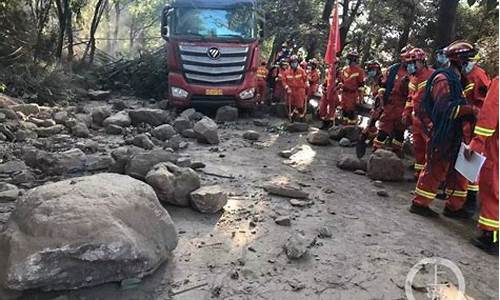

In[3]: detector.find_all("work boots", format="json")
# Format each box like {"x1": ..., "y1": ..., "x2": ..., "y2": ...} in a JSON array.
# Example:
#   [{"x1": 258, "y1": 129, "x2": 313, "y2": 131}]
[
  {"x1": 442, "y1": 206, "x2": 472, "y2": 219},
  {"x1": 463, "y1": 191, "x2": 478, "y2": 217},
  {"x1": 320, "y1": 120, "x2": 333, "y2": 130},
  {"x1": 410, "y1": 203, "x2": 439, "y2": 218},
  {"x1": 472, "y1": 230, "x2": 499, "y2": 256}
]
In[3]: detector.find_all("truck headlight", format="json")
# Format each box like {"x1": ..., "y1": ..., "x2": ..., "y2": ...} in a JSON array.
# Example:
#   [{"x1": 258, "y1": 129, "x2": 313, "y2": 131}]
[
  {"x1": 239, "y1": 88, "x2": 255, "y2": 100},
  {"x1": 171, "y1": 87, "x2": 189, "y2": 99}
]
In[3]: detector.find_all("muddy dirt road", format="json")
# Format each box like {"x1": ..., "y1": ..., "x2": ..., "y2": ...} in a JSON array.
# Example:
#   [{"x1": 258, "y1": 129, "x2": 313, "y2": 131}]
[{"x1": 16, "y1": 113, "x2": 498, "y2": 300}]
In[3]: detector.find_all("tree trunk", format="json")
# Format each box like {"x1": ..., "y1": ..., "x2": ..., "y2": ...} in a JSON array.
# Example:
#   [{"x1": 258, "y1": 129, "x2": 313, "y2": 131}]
[
  {"x1": 112, "y1": 2, "x2": 121, "y2": 55},
  {"x1": 396, "y1": 3, "x2": 416, "y2": 57},
  {"x1": 64, "y1": 0, "x2": 73, "y2": 67},
  {"x1": 83, "y1": 0, "x2": 108, "y2": 64},
  {"x1": 129, "y1": 15, "x2": 136, "y2": 51},
  {"x1": 33, "y1": 0, "x2": 52, "y2": 63},
  {"x1": 435, "y1": 0, "x2": 459, "y2": 48},
  {"x1": 54, "y1": 0, "x2": 66, "y2": 61}
]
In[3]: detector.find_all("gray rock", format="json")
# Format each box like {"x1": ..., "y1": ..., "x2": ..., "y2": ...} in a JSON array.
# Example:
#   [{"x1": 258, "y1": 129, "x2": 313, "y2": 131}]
[
  {"x1": 75, "y1": 113, "x2": 93, "y2": 127},
  {"x1": 0, "y1": 109, "x2": 18, "y2": 120},
  {"x1": 180, "y1": 108, "x2": 197, "y2": 120},
  {"x1": 85, "y1": 155, "x2": 115, "y2": 172},
  {"x1": 0, "y1": 183, "x2": 19, "y2": 202},
  {"x1": 29, "y1": 149, "x2": 86, "y2": 176},
  {"x1": 264, "y1": 183, "x2": 309, "y2": 199},
  {"x1": 71, "y1": 123, "x2": 90, "y2": 138},
  {"x1": 279, "y1": 150, "x2": 294, "y2": 159},
  {"x1": 243, "y1": 130, "x2": 260, "y2": 141},
  {"x1": 336, "y1": 155, "x2": 367, "y2": 171},
  {"x1": 165, "y1": 134, "x2": 185, "y2": 151},
  {"x1": 133, "y1": 134, "x2": 155, "y2": 150},
  {"x1": 275, "y1": 216, "x2": 291, "y2": 226},
  {"x1": 318, "y1": 226, "x2": 333, "y2": 238},
  {"x1": 88, "y1": 89, "x2": 111, "y2": 100},
  {"x1": 146, "y1": 162, "x2": 200, "y2": 207},
  {"x1": 105, "y1": 124, "x2": 123, "y2": 135},
  {"x1": 103, "y1": 111, "x2": 131, "y2": 128},
  {"x1": 190, "y1": 185, "x2": 227, "y2": 214},
  {"x1": 52, "y1": 111, "x2": 69, "y2": 124},
  {"x1": 287, "y1": 122, "x2": 309, "y2": 133},
  {"x1": 339, "y1": 137, "x2": 351, "y2": 147},
  {"x1": 253, "y1": 119, "x2": 269, "y2": 127},
  {"x1": 29, "y1": 117, "x2": 55, "y2": 128},
  {"x1": 307, "y1": 131, "x2": 331, "y2": 146},
  {"x1": 215, "y1": 106, "x2": 238, "y2": 122},
  {"x1": 152, "y1": 124, "x2": 176, "y2": 141},
  {"x1": 0, "y1": 160, "x2": 34, "y2": 185},
  {"x1": 0, "y1": 173, "x2": 177, "y2": 291},
  {"x1": 35, "y1": 125, "x2": 65, "y2": 137},
  {"x1": 367, "y1": 149, "x2": 405, "y2": 182},
  {"x1": 10, "y1": 104, "x2": 40, "y2": 116},
  {"x1": 125, "y1": 149, "x2": 178, "y2": 180},
  {"x1": 15, "y1": 129, "x2": 37, "y2": 142},
  {"x1": 284, "y1": 232, "x2": 308, "y2": 259},
  {"x1": 0, "y1": 113, "x2": 5, "y2": 123},
  {"x1": 176, "y1": 157, "x2": 192, "y2": 168},
  {"x1": 75, "y1": 140, "x2": 99, "y2": 154},
  {"x1": 129, "y1": 109, "x2": 170, "y2": 126},
  {"x1": 110, "y1": 146, "x2": 142, "y2": 174},
  {"x1": 377, "y1": 190, "x2": 389, "y2": 197},
  {"x1": 328, "y1": 125, "x2": 362, "y2": 142},
  {"x1": 173, "y1": 117, "x2": 193, "y2": 133},
  {"x1": 181, "y1": 129, "x2": 197, "y2": 139},
  {"x1": 194, "y1": 117, "x2": 219, "y2": 145},
  {"x1": 354, "y1": 169, "x2": 366, "y2": 176},
  {"x1": 91, "y1": 106, "x2": 112, "y2": 126},
  {"x1": 289, "y1": 199, "x2": 308, "y2": 207}
]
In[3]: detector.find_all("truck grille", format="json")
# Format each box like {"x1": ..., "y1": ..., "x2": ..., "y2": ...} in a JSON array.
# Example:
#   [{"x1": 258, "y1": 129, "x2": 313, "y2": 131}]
[{"x1": 179, "y1": 44, "x2": 249, "y2": 85}]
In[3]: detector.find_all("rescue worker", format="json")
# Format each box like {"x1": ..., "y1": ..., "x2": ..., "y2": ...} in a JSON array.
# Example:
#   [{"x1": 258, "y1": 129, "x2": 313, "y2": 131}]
[
  {"x1": 372, "y1": 47, "x2": 411, "y2": 156},
  {"x1": 307, "y1": 59, "x2": 321, "y2": 100},
  {"x1": 275, "y1": 42, "x2": 291, "y2": 63},
  {"x1": 319, "y1": 62, "x2": 341, "y2": 129},
  {"x1": 402, "y1": 48, "x2": 435, "y2": 176},
  {"x1": 465, "y1": 76, "x2": 499, "y2": 255},
  {"x1": 340, "y1": 51, "x2": 365, "y2": 125},
  {"x1": 273, "y1": 59, "x2": 289, "y2": 103},
  {"x1": 410, "y1": 41, "x2": 480, "y2": 217},
  {"x1": 363, "y1": 60, "x2": 384, "y2": 140},
  {"x1": 283, "y1": 55, "x2": 309, "y2": 121},
  {"x1": 460, "y1": 53, "x2": 491, "y2": 217},
  {"x1": 256, "y1": 60, "x2": 269, "y2": 105}
]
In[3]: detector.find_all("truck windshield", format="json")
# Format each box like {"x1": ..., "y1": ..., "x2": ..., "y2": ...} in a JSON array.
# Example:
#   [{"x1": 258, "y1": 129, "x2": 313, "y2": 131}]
[{"x1": 172, "y1": 5, "x2": 256, "y2": 40}]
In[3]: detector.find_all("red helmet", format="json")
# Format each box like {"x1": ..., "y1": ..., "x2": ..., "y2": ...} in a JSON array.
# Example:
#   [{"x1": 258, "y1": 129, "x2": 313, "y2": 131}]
[
  {"x1": 365, "y1": 60, "x2": 381, "y2": 70},
  {"x1": 400, "y1": 44, "x2": 414, "y2": 61},
  {"x1": 407, "y1": 48, "x2": 427, "y2": 61},
  {"x1": 445, "y1": 40, "x2": 477, "y2": 62},
  {"x1": 347, "y1": 51, "x2": 360, "y2": 58}
]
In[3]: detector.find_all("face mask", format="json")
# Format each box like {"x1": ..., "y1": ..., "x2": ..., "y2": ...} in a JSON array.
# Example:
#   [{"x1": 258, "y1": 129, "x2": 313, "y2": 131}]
[
  {"x1": 437, "y1": 54, "x2": 449, "y2": 65},
  {"x1": 407, "y1": 63, "x2": 417, "y2": 75},
  {"x1": 464, "y1": 61, "x2": 475, "y2": 74},
  {"x1": 291, "y1": 62, "x2": 298, "y2": 69},
  {"x1": 368, "y1": 70, "x2": 377, "y2": 78}
]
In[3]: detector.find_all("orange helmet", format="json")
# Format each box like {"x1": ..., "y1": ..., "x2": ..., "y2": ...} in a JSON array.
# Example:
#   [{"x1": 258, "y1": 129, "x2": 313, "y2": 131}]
[
  {"x1": 407, "y1": 48, "x2": 427, "y2": 61},
  {"x1": 365, "y1": 60, "x2": 381, "y2": 70},
  {"x1": 445, "y1": 40, "x2": 477, "y2": 62},
  {"x1": 400, "y1": 44, "x2": 414, "y2": 61}
]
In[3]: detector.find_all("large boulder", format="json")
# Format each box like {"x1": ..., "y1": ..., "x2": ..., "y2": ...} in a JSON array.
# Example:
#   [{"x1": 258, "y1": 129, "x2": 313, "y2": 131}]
[
  {"x1": 0, "y1": 160, "x2": 34, "y2": 185},
  {"x1": 125, "y1": 149, "x2": 178, "y2": 180},
  {"x1": 129, "y1": 109, "x2": 170, "y2": 126},
  {"x1": 152, "y1": 124, "x2": 176, "y2": 141},
  {"x1": 328, "y1": 125, "x2": 362, "y2": 142},
  {"x1": 70, "y1": 123, "x2": 90, "y2": 138},
  {"x1": 215, "y1": 106, "x2": 238, "y2": 123},
  {"x1": 0, "y1": 173, "x2": 178, "y2": 291},
  {"x1": 367, "y1": 149, "x2": 405, "y2": 181},
  {"x1": 336, "y1": 154, "x2": 367, "y2": 171},
  {"x1": 110, "y1": 146, "x2": 143, "y2": 174},
  {"x1": 173, "y1": 117, "x2": 193, "y2": 133},
  {"x1": 287, "y1": 122, "x2": 309, "y2": 133},
  {"x1": 193, "y1": 117, "x2": 219, "y2": 145},
  {"x1": 91, "y1": 106, "x2": 112, "y2": 127},
  {"x1": 103, "y1": 111, "x2": 131, "y2": 128},
  {"x1": 307, "y1": 131, "x2": 331, "y2": 146},
  {"x1": 145, "y1": 162, "x2": 200, "y2": 207},
  {"x1": 132, "y1": 134, "x2": 155, "y2": 150},
  {"x1": 190, "y1": 185, "x2": 228, "y2": 214},
  {"x1": 0, "y1": 183, "x2": 19, "y2": 202},
  {"x1": 26, "y1": 149, "x2": 87, "y2": 176}
]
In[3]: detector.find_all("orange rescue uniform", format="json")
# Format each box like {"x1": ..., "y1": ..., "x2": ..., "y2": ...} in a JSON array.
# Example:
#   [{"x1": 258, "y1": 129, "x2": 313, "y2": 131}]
[
  {"x1": 307, "y1": 69, "x2": 321, "y2": 99},
  {"x1": 256, "y1": 66, "x2": 269, "y2": 104},
  {"x1": 283, "y1": 67, "x2": 308, "y2": 114},
  {"x1": 469, "y1": 76, "x2": 499, "y2": 233},
  {"x1": 340, "y1": 65, "x2": 365, "y2": 123}
]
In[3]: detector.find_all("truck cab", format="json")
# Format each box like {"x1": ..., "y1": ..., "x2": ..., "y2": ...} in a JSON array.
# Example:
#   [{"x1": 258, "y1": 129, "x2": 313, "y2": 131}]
[{"x1": 161, "y1": 0, "x2": 263, "y2": 109}]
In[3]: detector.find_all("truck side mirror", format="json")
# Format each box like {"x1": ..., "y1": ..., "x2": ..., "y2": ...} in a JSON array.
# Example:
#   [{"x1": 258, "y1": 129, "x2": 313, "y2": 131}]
[{"x1": 161, "y1": 6, "x2": 172, "y2": 41}]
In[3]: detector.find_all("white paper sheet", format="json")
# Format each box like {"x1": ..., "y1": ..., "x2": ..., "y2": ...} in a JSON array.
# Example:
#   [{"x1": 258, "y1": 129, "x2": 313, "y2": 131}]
[{"x1": 455, "y1": 143, "x2": 487, "y2": 183}]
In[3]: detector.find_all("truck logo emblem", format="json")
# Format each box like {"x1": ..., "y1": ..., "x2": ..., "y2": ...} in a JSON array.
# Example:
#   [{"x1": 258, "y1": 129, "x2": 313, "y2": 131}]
[{"x1": 207, "y1": 47, "x2": 221, "y2": 60}]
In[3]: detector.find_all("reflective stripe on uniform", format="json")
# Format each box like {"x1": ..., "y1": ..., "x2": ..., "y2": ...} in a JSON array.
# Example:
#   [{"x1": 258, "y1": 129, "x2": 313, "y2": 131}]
[
  {"x1": 479, "y1": 216, "x2": 499, "y2": 229},
  {"x1": 409, "y1": 83, "x2": 417, "y2": 92},
  {"x1": 414, "y1": 163, "x2": 425, "y2": 171},
  {"x1": 378, "y1": 88, "x2": 386, "y2": 93},
  {"x1": 464, "y1": 83, "x2": 475, "y2": 93},
  {"x1": 418, "y1": 80, "x2": 427, "y2": 90},
  {"x1": 474, "y1": 126, "x2": 495, "y2": 137},
  {"x1": 495, "y1": 231, "x2": 499, "y2": 243},
  {"x1": 405, "y1": 101, "x2": 413, "y2": 108},
  {"x1": 392, "y1": 139, "x2": 403, "y2": 146},
  {"x1": 349, "y1": 73, "x2": 360, "y2": 78},
  {"x1": 451, "y1": 105, "x2": 461, "y2": 119},
  {"x1": 415, "y1": 187, "x2": 437, "y2": 200},
  {"x1": 445, "y1": 189, "x2": 468, "y2": 198},
  {"x1": 467, "y1": 184, "x2": 480, "y2": 192}
]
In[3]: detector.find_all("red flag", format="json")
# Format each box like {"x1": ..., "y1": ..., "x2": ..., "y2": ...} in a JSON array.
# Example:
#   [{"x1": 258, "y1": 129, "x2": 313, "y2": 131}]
[
  {"x1": 324, "y1": 0, "x2": 341, "y2": 119},
  {"x1": 324, "y1": 0, "x2": 341, "y2": 65}
]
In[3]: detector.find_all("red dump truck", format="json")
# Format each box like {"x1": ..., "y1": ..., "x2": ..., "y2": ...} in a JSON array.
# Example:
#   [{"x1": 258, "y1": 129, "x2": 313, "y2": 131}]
[{"x1": 161, "y1": 0, "x2": 263, "y2": 109}]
